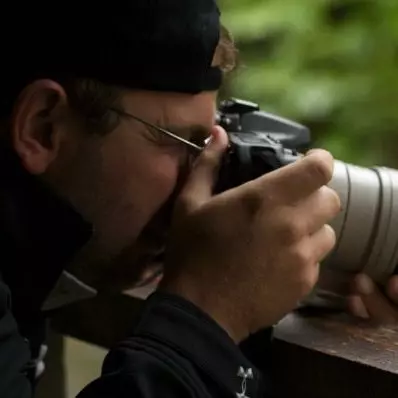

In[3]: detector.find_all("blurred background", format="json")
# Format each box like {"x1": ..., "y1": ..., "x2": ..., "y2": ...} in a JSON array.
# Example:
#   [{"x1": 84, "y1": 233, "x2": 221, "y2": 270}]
[
  {"x1": 38, "y1": 1, "x2": 398, "y2": 397},
  {"x1": 222, "y1": 0, "x2": 398, "y2": 167}
]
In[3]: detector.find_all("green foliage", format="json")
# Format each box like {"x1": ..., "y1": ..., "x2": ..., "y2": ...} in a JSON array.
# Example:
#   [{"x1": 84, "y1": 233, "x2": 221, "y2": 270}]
[{"x1": 220, "y1": 0, "x2": 398, "y2": 166}]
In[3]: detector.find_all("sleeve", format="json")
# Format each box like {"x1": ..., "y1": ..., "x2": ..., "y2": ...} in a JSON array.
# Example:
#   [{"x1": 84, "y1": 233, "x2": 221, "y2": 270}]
[
  {"x1": 77, "y1": 292, "x2": 272, "y2": 398},
  {"x1": 239, "y1": 327, "x2": 274, "y2": 397},
  {"x1": 0, "y1": 276, "x2": 32, "y2": 398}
]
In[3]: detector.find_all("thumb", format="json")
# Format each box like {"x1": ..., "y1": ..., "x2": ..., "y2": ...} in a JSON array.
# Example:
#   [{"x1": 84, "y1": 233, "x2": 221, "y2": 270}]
[{"x1": 178, "y1": 126, "x2": 229, "y2": 211}]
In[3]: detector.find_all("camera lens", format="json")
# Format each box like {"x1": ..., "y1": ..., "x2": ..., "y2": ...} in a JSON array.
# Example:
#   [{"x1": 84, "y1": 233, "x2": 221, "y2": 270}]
[{"x1": 323, "y1": 161, "x2": 398, "y2": 285}]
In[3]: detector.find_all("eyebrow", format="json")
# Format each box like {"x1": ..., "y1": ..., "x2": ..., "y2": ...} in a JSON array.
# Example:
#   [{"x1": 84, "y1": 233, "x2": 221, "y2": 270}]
[{"x1": 111, "y1": 108, "x2": 204, "y2": 152}]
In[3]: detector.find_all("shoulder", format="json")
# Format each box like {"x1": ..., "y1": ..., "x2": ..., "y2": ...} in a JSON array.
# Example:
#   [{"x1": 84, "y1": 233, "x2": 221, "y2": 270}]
[{"x1": 0, "y1": 276, "x2": 32, "y2": 397}]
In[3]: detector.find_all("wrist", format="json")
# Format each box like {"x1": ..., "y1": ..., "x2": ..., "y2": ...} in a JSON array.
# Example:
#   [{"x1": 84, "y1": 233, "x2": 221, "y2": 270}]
[{"x1": 159, "y1": 279, "x2": 249, "y2": 343}]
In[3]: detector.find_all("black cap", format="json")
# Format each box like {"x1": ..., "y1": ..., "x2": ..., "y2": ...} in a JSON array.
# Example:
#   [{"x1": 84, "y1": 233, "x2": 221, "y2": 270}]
[{"x1": 2, "y1": 0, "x2": 222, "y2": 104}]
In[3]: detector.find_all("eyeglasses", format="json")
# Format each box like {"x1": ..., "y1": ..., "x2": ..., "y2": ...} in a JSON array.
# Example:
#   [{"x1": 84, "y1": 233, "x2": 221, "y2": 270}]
[{"x1": 109, "y1": 107, "x2": 205, "y2": 153}]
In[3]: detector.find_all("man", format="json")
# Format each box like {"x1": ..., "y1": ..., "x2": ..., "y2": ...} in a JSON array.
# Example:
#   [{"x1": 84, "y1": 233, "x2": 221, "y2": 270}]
[{"x1": 0, "y1": 1, "x2": 397, "y2": 397}]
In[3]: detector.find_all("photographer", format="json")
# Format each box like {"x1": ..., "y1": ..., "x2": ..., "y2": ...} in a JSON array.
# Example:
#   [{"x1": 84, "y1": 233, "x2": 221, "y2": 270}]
[{"x1": 0, "y1": 1, "x2": 397, "y2": 398}]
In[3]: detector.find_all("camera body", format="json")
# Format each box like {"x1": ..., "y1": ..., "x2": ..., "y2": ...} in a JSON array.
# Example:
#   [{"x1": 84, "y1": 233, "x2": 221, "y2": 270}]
[
  {"x1": 215, "y1": 98, "x2": 309, "y2": 193},
  {"x1": 215, "y1": 99, "x2": 398, "y2": 304}
]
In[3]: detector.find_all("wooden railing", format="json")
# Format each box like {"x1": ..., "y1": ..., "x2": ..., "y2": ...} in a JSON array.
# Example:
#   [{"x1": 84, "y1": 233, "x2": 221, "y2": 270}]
[{"x1": 50, "y1": 286, "x2": 398, "y2": 398}]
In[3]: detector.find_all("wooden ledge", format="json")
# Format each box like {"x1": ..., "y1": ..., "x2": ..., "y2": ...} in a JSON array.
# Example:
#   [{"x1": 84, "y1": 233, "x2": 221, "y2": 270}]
[
  {"x1": 272, "y1": 310, "x2": 398, "y2": 397},
  {"x1": 51, "y1": 288, "x2": 398, "y2": 398}
]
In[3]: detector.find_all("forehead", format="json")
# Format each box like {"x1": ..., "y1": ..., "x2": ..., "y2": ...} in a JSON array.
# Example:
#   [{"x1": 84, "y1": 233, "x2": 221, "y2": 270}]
[{"x1": 121, "y1": 90, "x2": 218, "y2": 129}]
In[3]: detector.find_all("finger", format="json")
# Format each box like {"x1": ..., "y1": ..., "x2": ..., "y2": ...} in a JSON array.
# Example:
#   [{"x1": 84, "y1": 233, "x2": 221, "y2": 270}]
[
  {"x1": 295, "y1": 186, "x2": 341, "y2": 235},
  {"x1": 308, "y1": 224, "x2": 337, "y2": 264},
  {"x1": 386, "y1": 275, "x2": 398, "y2": 305},
  {"x1": 178, "y1": 126, "x2": 229, "y2": 211},
  {"x1": 289, "y1": 226, "x2": 335, "y2": 295},
  {"x1": 352, "y1": 274, "x2": 398, "y2": 324},
  {"x1": 254, "y1": 149, "x2": 335, "y2": 204},
  {"x1": 347, "y1": 295, "x2": 370, "y2": 319}
]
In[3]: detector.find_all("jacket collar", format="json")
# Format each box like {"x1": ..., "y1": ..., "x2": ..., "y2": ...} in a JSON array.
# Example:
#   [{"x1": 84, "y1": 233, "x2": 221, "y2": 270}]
[
  {"x1": 42, "y1": 271, "x2": 97, "y2": 311},
  {"x1": 0, "y1": 142, "x2": 94, "y2": 321}
]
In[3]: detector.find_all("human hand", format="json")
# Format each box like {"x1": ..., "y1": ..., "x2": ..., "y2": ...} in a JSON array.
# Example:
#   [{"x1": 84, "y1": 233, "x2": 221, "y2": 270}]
[
  {"x1": 161, "y1": 126, "x2": 341, "y2": 342},
  {"x1": 348, "y1": 274, "x2": 398, "y2": 325}
]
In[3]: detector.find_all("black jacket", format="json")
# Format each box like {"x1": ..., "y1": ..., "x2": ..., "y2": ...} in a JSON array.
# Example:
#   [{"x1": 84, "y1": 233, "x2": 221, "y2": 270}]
[{"x1": 0, "y1": 144, "x2": 273, "y2": 397}]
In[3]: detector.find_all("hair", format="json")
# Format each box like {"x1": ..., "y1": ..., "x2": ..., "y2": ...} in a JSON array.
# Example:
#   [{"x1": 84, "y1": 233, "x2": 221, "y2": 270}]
[
  {"x1": 3, "y1": 25, "x2": 238, "y2": 135},
  {"x1": 217, "y1": 24, "x2": 239, "y2": 74}
]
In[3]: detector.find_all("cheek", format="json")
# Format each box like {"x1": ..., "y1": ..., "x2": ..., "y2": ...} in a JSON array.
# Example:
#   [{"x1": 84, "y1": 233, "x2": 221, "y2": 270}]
[
  {"x1": 134, "y1": 155, "x2": 180, "y2": 209},
  {"x1": 98, "y1": 150, "x2": 180, "y2": 245}
]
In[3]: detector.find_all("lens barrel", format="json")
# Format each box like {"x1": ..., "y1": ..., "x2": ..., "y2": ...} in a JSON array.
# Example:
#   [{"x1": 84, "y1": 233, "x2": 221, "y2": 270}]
[{"x1": 324, "y1": 161, "x2": 398, "y2": 284}]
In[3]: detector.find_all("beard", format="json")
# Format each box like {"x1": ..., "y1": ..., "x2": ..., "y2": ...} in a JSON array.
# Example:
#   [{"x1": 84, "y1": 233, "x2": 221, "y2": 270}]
[
  {"x1": 63, "y1": 157, "x2": 189, "y2": 294},
  {"x1": 66, "y1": 202, "x2": 171, "y2": 293}
]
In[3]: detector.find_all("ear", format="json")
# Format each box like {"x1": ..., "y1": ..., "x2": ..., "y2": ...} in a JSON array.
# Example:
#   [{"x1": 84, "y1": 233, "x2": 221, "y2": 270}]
[{"x1": 11, "y1": 79, "x2": 68, "y2": 175}]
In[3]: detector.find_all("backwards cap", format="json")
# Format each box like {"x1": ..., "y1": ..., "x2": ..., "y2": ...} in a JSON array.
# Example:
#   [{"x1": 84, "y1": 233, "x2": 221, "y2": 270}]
[{"x1": 2, "y1": 0, "x2": 222, "y2": 104}]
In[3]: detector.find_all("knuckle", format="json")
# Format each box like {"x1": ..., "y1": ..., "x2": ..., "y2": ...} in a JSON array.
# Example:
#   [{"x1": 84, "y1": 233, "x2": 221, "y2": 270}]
[
  {"x1": 288, "y1": 247, "x2": 318, "y2": 295},
  {"x1": 306, "y1": 152, "x2": 334, "y2": 184},
  {"x1": 323, "y1": 224, "x2": 337, "y2": 250},
  {"x1": 176, "y1": 193, "x2": 195, "y2": 214},
  {"x1": 241, "y1": 188, "x2": 264, "y2": 217},
  {"x1": 298, "y1": 271, "x2": 319, "y2": 296},
  {"x1": 329, "y1": 189, "x2": 342, "y2": 215},
  {"x1": 320, "y1": 186, "x2": 341, "y2": 217},
  {"x1": 278, "y1": 218, "x2": 306, "y2": 244},
  {"x1": 314, "y1": 225, "x2": 337, "y2": 262},
  {"x1": 292, "y1": 246, "x2": 314, "y2": 268}
]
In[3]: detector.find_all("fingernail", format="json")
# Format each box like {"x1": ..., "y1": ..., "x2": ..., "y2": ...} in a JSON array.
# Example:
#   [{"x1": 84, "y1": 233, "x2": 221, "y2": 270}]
[
  {"x1": 356, "y1": 274, "x2": 374, "y2": 295},
  {"x1": 349, "y1": 295, "x2": 370, "y2": 319}
]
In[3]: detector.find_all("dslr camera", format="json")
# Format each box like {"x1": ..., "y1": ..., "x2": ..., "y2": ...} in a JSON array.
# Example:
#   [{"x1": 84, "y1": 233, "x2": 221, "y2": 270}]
[{"x1": 216, "y1": 98, "x2": 398, "y2": 304}]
